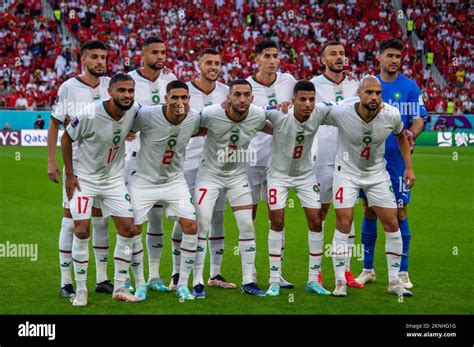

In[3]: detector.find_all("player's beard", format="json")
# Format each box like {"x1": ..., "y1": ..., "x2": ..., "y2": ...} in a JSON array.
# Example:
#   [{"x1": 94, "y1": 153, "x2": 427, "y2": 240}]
[
  {"x1": 114, "y1": 98, "x2": 134, "y2": 111},
  {"x1": 231, "y1": 104, "x2": 250, "y2": 120},
  {"x1": 87, "y1": 65, "x2": 105, "y2": 77},
  {"x1": 361, "y1": 101, "x2": 379, "y2": 112},
  {"x1": 147, "y1": 61, "x2": 164, "y2": 71},
  {"x1": 328, "y1": 63, "x2": 344, "y2": 73}
]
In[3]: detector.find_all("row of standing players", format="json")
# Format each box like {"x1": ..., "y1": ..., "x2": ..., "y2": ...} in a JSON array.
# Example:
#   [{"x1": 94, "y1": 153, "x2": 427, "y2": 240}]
[{"x1": 47, "y1": 38, "x2": 426, "y2": 307}]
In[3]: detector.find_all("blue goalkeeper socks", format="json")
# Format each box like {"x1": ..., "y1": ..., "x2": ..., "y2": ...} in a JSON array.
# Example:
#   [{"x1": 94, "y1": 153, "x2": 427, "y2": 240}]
[
  {"x1": 361, "y1": 217, "x2": 378, "y2": 270},
  {"x1": 399, "y1": 218, "x2": 411, "y2": 272}
]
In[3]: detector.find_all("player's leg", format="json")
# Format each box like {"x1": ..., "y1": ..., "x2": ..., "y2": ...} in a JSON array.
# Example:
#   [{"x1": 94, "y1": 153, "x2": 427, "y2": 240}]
[
  {"x1": 176, "y1": 217, "x2": 198, "y2": 300},
  {"x1": 331, "y1": 173, "x2": 359, "y2": 297},
  {"x1": 193, "y1": 175, "x2": 220, "y2": 297},
  {"x1": 169, "y1": 168, "x2": 197, "y2": 290},
  {"x1": 69, "y1": 184, "x2": 95, "y2": 307},
  {"x1": 295, "y1": 180, "x2": 331, "y2": 295},
  {"x1": 146, "y1": 205, "x2": 164, "y2": 283},
  {"x1": 228, "y1": 175, "x2": 265, "y2": 296},
  {"x1": 390, "y1": 167, "x2": 413, "y2": 288},
  {"x1": 110, "y1": 215, "x2": 141, "y2": 303},
  {"x1": 367, "y1": 178, "x2": 412, "y2": 297},
  {"x1": 59, "y1": 207, "x2": 75, "y2": 298},
  {"x1": 91, "y1": 206, "x2": 113, "y2": 293},
  {"x1": 101, "y1": 177, "x2": 142, "y2": 303},
  {"x1": 356, "y1": 193, "x2": 378, "y2": 285},
  {"x1": 208, "y1": 190, "x2": 237, "y2": 289},
  {"x1": 59, "y1": 175, "x2": 75, "y2": 298},
  {"x1": 130, "y1": 223, "x2": 148, "y2": 300},
  {"x1": 146, "y1": 205, "x2": 168, "y2": 291},
  {"x1": 265, "y1": 180, "x2": 288, "y2": 296},
  {"x1": 397, "y1": 206, "x2": 413, "y2": 288}
]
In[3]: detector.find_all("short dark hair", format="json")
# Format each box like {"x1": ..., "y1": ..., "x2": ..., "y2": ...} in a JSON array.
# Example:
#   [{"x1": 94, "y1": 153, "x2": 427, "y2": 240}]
[
  {"x1": 229, "y1": 79, "x2": 252, "y2": 92},
  {"x1": 293, "y1": 80, "x2": 315, "y2": 95},
  {"x1": 166, "y1": 80, "x2": 189, "y2": 94},
  {"x1": 379, "y1": 38, "x2": 404, "y2": 54},
  {"x1": 199, "y1": 48, "x2": 220, "y2": 59},
  {"x1": 321, "y1": 41, "x2": 343, "y2": 56},
  {"x1": 80, "y1": 40, "x2": 107, "y2": 55},
  {"x1": 143, "y1": 37, "x2": 165, "y2": 47},
  {"x1": 110, "y1": 73, "x2": 134, "y2": 86},
  {"x1": 255, "y1": 40, "x2": 278, "y2": 54}
]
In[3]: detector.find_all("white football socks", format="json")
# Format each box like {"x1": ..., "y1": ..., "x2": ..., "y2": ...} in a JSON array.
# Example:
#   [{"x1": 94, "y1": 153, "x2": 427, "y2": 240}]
[
  {"x1": 113, "y1": 234, "x2": 133, "y2": 291},
  {"x1": 385, "y1": 230, "x2": 403, "y2": 283},
  {"x1": 72, "y1": 235, "x2": 89, "y2": 292},
  {"x1": 332, "y1": 229, "x2": 349, "y2": 284},
  {"x1": 59, "y1": 217, "x2": 74, "y2": 287},
  {"x1": 345, "y1": 221, "x2": 355, "y2": 272},
  {"x1": 268, "y1": 229, "x2": 283, "y2": 284},
  {"x1": 171, "y1": 222, "x2": 182, "y2": 276},
  {"x1": 308, "y1": 230, "x2": 324, "y2": 283},
  {"x1": 209, "y1": 211, "x2": 225, "y2": 279},
  {"x1": 146, "y1": 207, "x2": 164, "y2": 280},
  {"x1": 131, "y1": 234, "x2": 145, "y2": 287},
  {"x1": 235, "y1": 209, "x2": 256, "y2": 285},
  {"x1": 91, "y1": 216, "x2": 109, "y2": 284},
  {"x1": 177, "y1": 233, "x2": 197, "y2": 287}
]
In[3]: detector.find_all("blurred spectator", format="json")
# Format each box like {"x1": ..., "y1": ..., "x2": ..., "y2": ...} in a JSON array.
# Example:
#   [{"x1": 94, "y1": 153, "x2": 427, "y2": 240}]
[
  {"x1": 3, "y1": 122, "x2": 10, "y2": 130},
  {"x1": 34, "y1": 114, "x2": 45, "y2": 129}
]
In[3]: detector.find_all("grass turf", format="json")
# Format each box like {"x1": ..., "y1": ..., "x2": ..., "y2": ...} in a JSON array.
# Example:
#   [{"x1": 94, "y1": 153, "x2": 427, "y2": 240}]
[{"x1": 0, "y1": 146, "x2": 472, "y2": 314}]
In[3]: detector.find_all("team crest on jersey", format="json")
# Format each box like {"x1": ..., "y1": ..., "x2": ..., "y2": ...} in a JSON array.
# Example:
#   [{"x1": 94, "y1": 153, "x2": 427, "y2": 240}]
[{"x1": 393, "y1": 92, "x2": 401, "y2": 101}]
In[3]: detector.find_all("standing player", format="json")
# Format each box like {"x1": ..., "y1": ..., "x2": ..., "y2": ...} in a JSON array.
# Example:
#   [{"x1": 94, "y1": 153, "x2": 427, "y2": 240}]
[
  {"x1": 61, "y1": 73, "x2": 142, "y2": 306},
  {"x1": 47, "y1": 40, "x2": 113, "y2": 298},
  {"x1": 126, "y1": 37, "x2": 177, "y2": 293},
  {"x1": 170, "y1": 48, "x2": 236, "y2": 296},
  {"x1": 264, "y1": 80, "x2": 333, "y2": 297},
  {"x1": 127, "y1": 80, "x2": 200, "y2": 301},
  {"x1": 310, "y1": 41, "x2": 362, "y2": 288},
  {"x1": 357, "y1": 39, "x2": 426, "y2": 289},
  {"x1": 323, "y1": 76, "x2": 414, "y2": 297},
  {"x1": 246, "y1": 40, "x2": 296, "y2": 288},
  {"x1": 195, "y1": 79, "x2": 271, "y2": 296}
]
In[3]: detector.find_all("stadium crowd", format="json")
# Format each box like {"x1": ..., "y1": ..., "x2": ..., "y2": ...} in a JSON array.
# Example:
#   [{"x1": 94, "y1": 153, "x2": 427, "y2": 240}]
[{"x1": 0, "y1": 0, "x2": 472, "y2": 113}]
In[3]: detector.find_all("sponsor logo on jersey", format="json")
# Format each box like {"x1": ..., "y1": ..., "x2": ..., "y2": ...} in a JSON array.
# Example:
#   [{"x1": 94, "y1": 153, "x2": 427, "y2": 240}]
[{"x1": 71, "y1": 117, "x2": 79, "y2": 128}]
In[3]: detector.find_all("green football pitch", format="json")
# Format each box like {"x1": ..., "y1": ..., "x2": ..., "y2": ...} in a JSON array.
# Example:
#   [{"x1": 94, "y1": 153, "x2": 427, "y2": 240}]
[{"x1": 0, "y1": 146, "x2": 472, "y2": 314}]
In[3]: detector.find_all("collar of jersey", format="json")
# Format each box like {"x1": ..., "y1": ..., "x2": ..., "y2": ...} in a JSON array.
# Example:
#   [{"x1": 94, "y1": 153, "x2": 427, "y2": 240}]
[
  {"x1": 191, "y1": 81, "x2": 216, "y2": 95},
  {"x1": 75, "y1": 76, "x2": 100, "y2": 89},
  {"x1": 136, "y1": 68, "x2": 160, "y2": 83},
  {"x1": 252, "y1": 74, "x2": 277, "y2": 87},
  {"x1": 322, "y1": 74, "x2": 345, "y2": 85}
]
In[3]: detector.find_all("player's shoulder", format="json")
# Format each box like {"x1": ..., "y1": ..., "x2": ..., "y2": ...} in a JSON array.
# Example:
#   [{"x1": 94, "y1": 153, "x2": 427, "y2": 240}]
[
  {"x1": 128, "y1": 69, "x2": 139, "y2": 79},
  {"x1": 164, "y1": 71, "x2": 178, "y2": 82},
  {"x1": 60, "y1": 76, "x2": 81, "y2": 89},
  {"x1": 99, "y1": 76, "x2": 111, "y2": 85},
  {"x1": 249, "y1": 103, "x2": 267, "y2": 116},
  {"x1": 381, "y1": 102, "x2": 401, "y2": 119},
  {"x1": 278, "y1": 72, "x2": 296, "y2": 83},
  {"x1": 309, "y1": 74, "x2": 325, "y2": 84},
  {"x1": 201, "y1": 103, "x2": 222, "y2": 117},
  {"x1": 342, "y1": 76, "x2": 360, "y2": 88},
  {"x1": 215, "y1": 81, "x2": 229, "y2": 92},
  {"x1": 186, "y1": 107, "x2": 201, "y2": 122}
]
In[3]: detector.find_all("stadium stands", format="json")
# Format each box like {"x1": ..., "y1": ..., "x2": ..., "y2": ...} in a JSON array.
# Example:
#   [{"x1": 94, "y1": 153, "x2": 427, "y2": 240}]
[{"x1": 0, "y1": 0, "x2": 472, "y2": 112}]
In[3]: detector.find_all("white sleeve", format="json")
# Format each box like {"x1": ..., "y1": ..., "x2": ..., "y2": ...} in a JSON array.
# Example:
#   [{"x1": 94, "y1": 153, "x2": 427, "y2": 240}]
[
  {"x1": 65, "y1": 113, "x2": 88, "y2": 142},
  {"x1": 51, "y1": 83, "x2": 68, "y2": 124}
]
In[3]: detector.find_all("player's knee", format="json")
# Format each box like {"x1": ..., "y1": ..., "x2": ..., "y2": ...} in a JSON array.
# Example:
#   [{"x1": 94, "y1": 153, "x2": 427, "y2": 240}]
[
  {"x1": 181, "y1": 220, "x2": 197, "y2": 235},
  {"x1": 118, "y1": 223, "x2": 135, "y2": 238},
  {"x1": 336, "y1": 220, "x2": 352, "y2": 233},
  {"x1": 308, "y1": 217, "x2": 322, "y2": 232},
  {"x1": 363, "y1": 206, "x2": 377, "y2": 219},
  {"x1": 384, "y1": 220, "x2": 399, "y2": 232},
  {"x1": 270, "y1": 215, "x2": 284, "y2": 231},
  {"x1": 74, "y1": 224, "x2": 90, "y2": 239}
]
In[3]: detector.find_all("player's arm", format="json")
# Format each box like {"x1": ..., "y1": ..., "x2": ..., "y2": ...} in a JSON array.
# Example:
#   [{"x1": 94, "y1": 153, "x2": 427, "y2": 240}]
[
  {"x1": 395, "y1": 127, "x2": 415, "y2": 189},
  {"x1": 47, "y1": 117, "x2": 62, "y2": 183},
  {"x1": 61, "y1": 117, "x2": 84, "y2": 200},
  {"x1": 260, "y1": 120, "x2": 273, "y2": 135},
  {"x1": 405, "y1": 84, "x2": 428, "y2": 151},
  {"x1": 193, "y1": 108, "x2": 209, "y2": 137}
]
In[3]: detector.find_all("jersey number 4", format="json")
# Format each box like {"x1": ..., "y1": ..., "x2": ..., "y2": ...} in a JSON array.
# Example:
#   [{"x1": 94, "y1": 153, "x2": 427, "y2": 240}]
[
  {"x1": 335, "y1": 187, "x2": 343, "y2": 204},
  {"x1": 361, "y1": 146, "x2": 371, "y2": 160}
]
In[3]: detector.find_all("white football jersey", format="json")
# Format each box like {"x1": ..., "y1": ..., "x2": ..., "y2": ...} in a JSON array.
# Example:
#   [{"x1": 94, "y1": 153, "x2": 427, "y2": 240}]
[
  {"x1": 65, "y1": 100, "x2": 140, "y2": 181},
  {"x1": 246, "y1": 72, "x2": 296, "y2": 166},
  {"x1": 199, "y1": 104, "x2": 267, "y2": 177},
  {"x1": 128, "y1": 69, "x2": 177, "y2": 105},
  {"x1": 131, "y1": 105, "x2": 200, "y2": 184},
  {"x1": 184, "y1": 81, "x2": 229, "y2": 171},
  {"x1": 267, "y1": 103, "x2": 334, "y2": 179},
  {"x1": 310, "y1": 74, "x2": 359, "y2": 166},
  {"x1": 323, "y1": 100, "x2": 404, "y2": 175},
  {"x1": 51, "y1": 76, "x2": 110, "y2": 124}
]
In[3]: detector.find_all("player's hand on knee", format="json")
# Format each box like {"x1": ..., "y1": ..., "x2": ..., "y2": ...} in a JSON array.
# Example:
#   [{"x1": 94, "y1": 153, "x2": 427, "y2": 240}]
[
  {"x1": 404, "y1": 168, "x2": 415, "y2": 189},
  {"x1": 65, "y1": 174, "x2": 81, "y2": 200},
  {"x1": 47, "y1": 161, "x2": 60, "y2": 183}
]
